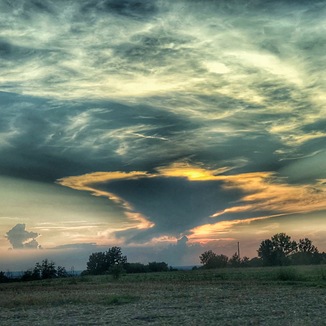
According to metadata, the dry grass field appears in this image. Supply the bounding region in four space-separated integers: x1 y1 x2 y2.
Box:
0 265 325 325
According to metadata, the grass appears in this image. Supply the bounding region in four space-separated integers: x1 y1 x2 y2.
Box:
104 294 139 305
0 265 325 325
275 267 306 282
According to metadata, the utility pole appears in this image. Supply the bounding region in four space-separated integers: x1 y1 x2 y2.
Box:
237 241 240 259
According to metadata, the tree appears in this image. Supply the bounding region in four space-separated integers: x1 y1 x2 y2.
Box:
124 262 148 274
229 252 241 267
57 266 68 278
21 259 63 281
240 256 250 267
108 264 125 279
200 250 216 266
40 259 57 279
257 239 275 266
86 247 127 275
147 262 169 272
258 233 297 266
298 238 318 254
200 250 228 269
207 254 228 269
21 269 35 282
0 271 9 283
31 259 57 279
291 238 320 265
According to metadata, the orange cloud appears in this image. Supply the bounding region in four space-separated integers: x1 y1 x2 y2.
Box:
57 171 151 209
217 173 326 216
188 215 283 244
156 162 231 180
57 171 154 230
57 162 326 244
158 163 326 218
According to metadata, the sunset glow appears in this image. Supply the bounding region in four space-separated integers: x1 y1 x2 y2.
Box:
0 0 325 270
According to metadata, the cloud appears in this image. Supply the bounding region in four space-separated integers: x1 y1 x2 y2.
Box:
279 151 326 183
5 224 41 249
57 162 326 244
0 0 326 259
81 0 159 20
51 243 98 250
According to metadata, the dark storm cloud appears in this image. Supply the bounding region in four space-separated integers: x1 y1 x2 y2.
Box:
0 92 202 181
0 88 290 186
81 0 159 20
5 224 41 249
96 177 244 242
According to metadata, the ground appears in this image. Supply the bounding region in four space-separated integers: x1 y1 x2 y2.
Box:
0 266 325 325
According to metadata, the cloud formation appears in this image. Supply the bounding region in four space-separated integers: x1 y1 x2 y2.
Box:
57 163 326 243
5 224 41 249
0 0 325 261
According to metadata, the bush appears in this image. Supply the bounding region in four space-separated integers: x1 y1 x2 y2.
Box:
109 264 125 280
147 262 169 272
0 271 9 283
276 268 305 282
124 263 148 274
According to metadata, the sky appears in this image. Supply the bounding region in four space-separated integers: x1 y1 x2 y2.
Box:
0 0 326 271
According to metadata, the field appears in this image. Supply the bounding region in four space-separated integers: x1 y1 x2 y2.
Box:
0 265 325 325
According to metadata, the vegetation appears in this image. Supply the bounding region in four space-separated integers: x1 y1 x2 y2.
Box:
85 246 127 275
12 259 67 282
0 233 325 325
0 265 325 325
257 233 325 266
0 236 325 325
199 233 325 269
1 234 325 285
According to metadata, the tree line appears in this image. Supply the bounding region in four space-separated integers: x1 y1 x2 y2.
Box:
200 233 326 269
81 246 170 278
1 233 325 283
0 259 71 283
0 246 170 283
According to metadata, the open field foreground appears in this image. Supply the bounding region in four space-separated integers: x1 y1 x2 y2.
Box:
0 266 325 326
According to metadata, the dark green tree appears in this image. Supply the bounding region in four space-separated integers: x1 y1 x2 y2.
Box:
229 252 241 267
108 264 125 279
37 259 57 279
199 250 216 266
298 238 318 253
21 259 60 281
200 250 228 269
124 262 148 274
21 269 34 282
147 261 169 272
0 271 9 283
240 256 250 267
57 266 68 278
86 247 127 275
258 233 297 266
207 254 228 269
291 238 320 265
257 239 275 266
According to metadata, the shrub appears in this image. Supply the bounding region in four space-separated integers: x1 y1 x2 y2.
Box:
276 268 305 282
147 262 169 272
109 264 125 280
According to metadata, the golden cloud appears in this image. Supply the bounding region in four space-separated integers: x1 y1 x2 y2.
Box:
57 162 326 243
